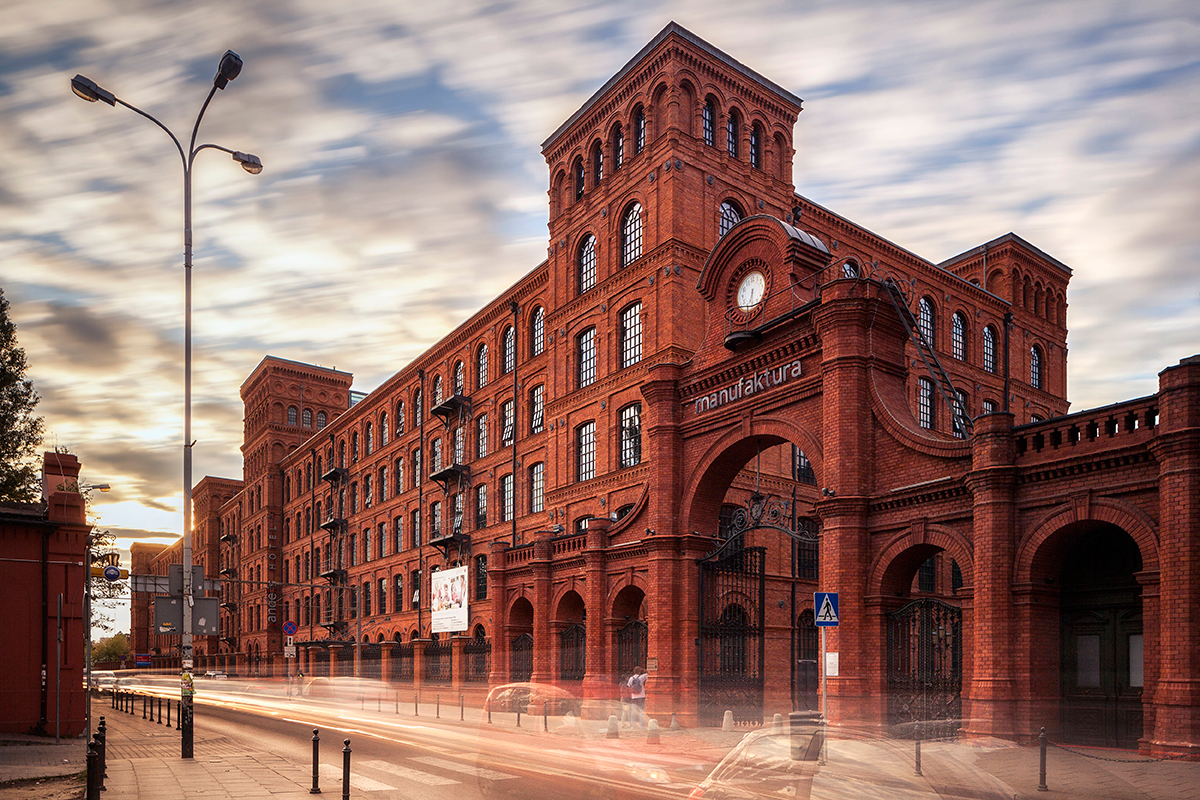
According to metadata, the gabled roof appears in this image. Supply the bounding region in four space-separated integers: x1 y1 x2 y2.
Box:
542 21 804 150
937 232 1072 276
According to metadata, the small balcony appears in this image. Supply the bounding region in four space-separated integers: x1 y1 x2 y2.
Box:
431 394 472 429
218 566 237 577
319 566 346 584
219 533 237 543
429 463 470 494
319 516 344 532
321 466 348 484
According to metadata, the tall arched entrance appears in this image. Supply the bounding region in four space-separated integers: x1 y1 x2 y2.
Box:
1058 523 1143 748
685 430 823 726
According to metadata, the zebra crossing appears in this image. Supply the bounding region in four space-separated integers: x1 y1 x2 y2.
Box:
318 753 522 792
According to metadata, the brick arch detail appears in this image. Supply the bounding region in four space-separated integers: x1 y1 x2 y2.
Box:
868 524 975 593
605 570 649 609
1014 496 1160 584
550 585 587 618
680 414 822 535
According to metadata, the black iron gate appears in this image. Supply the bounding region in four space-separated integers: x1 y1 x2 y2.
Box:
887 598 963 738
511 633 533 682
616 619 647 681
698 543 766 726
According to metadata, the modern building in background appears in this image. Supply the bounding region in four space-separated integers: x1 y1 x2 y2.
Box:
130 23 1200 756
0 452 92 737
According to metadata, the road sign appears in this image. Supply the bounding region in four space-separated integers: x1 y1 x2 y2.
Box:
282 620 298 636
102 564 121 581
284 645 296 658
814 592 839 626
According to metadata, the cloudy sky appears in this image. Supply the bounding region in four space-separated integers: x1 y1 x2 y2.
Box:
2 1 1197 632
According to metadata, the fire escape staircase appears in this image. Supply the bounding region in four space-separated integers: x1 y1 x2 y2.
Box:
429 393 472 556
881 278 973 439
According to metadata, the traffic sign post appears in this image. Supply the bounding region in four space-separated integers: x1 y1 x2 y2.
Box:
814 591 839 762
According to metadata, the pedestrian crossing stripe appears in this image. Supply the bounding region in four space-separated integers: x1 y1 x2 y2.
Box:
814 591 839 626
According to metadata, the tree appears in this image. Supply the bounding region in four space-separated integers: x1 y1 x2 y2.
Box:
92 632 131 664
0 288 44 501
89 528 127 635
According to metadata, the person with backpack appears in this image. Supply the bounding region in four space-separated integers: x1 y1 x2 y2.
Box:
627 666 648 728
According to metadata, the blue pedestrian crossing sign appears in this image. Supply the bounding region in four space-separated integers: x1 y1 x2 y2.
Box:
814 592 839 626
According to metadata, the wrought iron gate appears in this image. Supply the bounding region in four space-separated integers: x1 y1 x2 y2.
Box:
511 633 533 682
616 619 648 681
698 543 766 726
887 598 962 738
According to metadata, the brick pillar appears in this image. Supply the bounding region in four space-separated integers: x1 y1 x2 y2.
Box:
963 411 1019 740
812 282 896 728
1148 355 1200 756
582 518 611 700
451 635 466 694
488 539 509 683
530 537 553 683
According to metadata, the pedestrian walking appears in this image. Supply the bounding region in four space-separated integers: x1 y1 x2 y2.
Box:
627 666 648 729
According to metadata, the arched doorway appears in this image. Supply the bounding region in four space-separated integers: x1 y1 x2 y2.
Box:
1059 524 1143 748
510 597 534 682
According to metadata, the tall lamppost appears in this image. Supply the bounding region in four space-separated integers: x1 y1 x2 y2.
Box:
71 51 262 759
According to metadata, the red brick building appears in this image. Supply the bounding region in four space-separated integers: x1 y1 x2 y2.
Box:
132 23 1199 755
0 453 92 737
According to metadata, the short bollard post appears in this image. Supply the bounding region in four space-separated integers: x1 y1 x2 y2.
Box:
98 717 107 778
914 730 922 776
414 693 418 716
1038 727 1048 792
166 698 171 728
437 694 440 719
175 700 181 730
543 700 548 732
460 695 464 722
157 695 162 724
93 733 105 789
487 699 492 725
341 739 351 800
86 740 99 800
310 729 322 794
142 695 147 720
395 691 399 715
516 707 521 728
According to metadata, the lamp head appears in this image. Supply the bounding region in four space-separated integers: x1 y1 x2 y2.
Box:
214 50 243 89
232 151 263 175
70 75 116 106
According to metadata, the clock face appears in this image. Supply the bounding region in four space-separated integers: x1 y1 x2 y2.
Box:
737 271 766 311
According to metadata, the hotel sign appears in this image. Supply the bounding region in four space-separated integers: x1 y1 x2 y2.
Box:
694 359 803 415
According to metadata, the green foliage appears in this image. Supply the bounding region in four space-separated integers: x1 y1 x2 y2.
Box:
92 632 131 663
0 288 44 501
89 528 126 634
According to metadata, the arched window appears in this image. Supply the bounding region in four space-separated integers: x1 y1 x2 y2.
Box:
702 98 715 147
621 203 643 267
577 421 596 481
750 123 763 169
395 401 405 436
952 312 967 360
364 422 373 455
380 412 388 446
620 302 642 368
351 432 360 463
530 306 545 356
501 325 515 374
317 411 327 430
634 106 646 154
592 140 603 186
573 156 585 201
529 384 544 433
917 377 935 429
287 405 298 426
476 343 489 390
719 200 742 238
578 233 597 294
612 123 624 171
727 109 740 157
414 387 423 420
1031 345 1043 389
529 462 544 513
577 327 596 388
917 297 935 348
842 260 859 279
619 403 641 468
476 413 488 459
432 375 443 405
302 408 312 427
794 447 816 485
983 326 997 374
453 361 465 395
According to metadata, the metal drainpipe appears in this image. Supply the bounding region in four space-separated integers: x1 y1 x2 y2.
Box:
417 369 425 638
1003 311 1014 412
510 301 519 549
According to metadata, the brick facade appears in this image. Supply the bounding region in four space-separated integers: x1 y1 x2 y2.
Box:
132 24 1199 755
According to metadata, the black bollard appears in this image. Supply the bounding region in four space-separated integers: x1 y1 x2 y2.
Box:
142 695 147 720
166 698 171 728
914 730 922 776
341 739 351 800
516 707 521 728
543 700 548 732
97 719 107 779
157 695 162 724
487 699 492 725
86 740 100 800
92 733 105 790
460 695 464 722
414 693 418 716
175 701 181 731
1038 727 1048 792
310 729 322 794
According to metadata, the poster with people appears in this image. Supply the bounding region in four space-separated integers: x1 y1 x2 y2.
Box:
431 565 469 633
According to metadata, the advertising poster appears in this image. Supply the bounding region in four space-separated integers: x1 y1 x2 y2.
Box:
431 565 469 633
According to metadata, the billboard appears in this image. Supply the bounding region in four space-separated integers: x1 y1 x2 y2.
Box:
431 565 469 633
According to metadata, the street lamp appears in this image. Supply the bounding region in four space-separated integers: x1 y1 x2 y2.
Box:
71 50 262 760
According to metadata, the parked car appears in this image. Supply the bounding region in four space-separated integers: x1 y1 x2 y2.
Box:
484 682 582 716
688 727 822 800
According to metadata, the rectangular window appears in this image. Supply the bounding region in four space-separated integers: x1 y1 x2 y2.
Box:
412 508 421 548
918 556 936 592
619 404 641 468
364 526 372 561
413 449 421 489
454 425 464 464
477 414 488 459
578 421 596 481
476 484 488 529
501 400 514 446
394 574 403 612
530 385 544 433
395 458 404 494
363 582 371 616
578 328 596 388
530 462 544 513
952 390 968 440
378 578 387 615
500 473 514 523
917 378 934 430
379 466 387 502
431 438 443 472
349 532 358 566
620 303 642 368
798 537 819 580
411 569 421 609
379 522 386 558
453 493 463 534
363 475 372 508
431 501 442 539
475 555 488 601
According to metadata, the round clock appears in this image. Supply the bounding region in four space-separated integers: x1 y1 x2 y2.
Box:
737 271 766 311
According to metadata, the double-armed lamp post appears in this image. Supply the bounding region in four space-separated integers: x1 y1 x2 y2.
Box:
72 51 262 759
